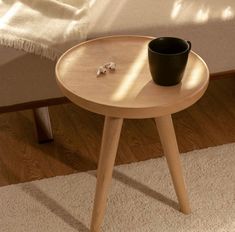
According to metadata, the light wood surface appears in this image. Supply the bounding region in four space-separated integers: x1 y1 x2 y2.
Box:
56 35 209 119
55 36 209 231
91 117 123 232
155 115 191 214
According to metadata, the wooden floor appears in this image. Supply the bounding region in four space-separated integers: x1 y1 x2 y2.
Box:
0 78 235 187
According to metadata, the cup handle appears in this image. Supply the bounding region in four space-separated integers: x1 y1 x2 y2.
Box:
187 41 191 51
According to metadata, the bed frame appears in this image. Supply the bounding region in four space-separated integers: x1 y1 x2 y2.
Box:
0 48 232 144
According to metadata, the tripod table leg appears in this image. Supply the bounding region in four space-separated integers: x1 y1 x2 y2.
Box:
90 116 123 232
155 115 191 214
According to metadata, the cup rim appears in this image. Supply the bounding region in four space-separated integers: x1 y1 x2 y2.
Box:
148 37 190 56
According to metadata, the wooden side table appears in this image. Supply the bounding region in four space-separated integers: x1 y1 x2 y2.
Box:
55 35 209 232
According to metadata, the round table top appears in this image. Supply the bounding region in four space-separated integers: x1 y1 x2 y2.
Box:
56 36 209 119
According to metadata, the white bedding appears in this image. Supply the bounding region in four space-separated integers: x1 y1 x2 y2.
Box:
0 0 89 60
2 0 235 73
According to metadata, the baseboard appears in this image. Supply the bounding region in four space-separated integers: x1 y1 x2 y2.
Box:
210 70 235 80
0 97 70 114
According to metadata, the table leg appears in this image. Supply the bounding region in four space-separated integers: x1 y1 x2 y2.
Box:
155 115 191 214
90 116 123 232
33 107 53 143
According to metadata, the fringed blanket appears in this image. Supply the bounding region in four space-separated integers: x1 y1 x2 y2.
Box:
0 0 89 60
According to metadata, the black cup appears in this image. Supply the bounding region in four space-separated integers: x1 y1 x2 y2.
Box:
148 37 191 86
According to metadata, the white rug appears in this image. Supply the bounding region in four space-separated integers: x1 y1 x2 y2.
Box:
0 143 234 232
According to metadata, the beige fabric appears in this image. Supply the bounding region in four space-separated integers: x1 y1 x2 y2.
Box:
0 46 63 107
0 143 234 231
0 0 89 60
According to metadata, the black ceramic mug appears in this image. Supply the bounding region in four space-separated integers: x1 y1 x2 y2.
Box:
148 37 191 86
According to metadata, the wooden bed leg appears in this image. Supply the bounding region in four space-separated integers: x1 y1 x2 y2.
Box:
33 107 54 144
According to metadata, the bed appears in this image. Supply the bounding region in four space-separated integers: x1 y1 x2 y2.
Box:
1 0 234 141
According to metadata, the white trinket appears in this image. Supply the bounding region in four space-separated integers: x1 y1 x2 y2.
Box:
96 62 116 77
97 66 107 77
104 62 116 70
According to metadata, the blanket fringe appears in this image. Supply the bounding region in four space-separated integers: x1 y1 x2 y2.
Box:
0 34 62 60
0 31 88 60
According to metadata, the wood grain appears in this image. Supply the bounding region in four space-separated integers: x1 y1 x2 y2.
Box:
155 115 191 214
0 78 235 187
91 117 123 232
56 35 209 118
